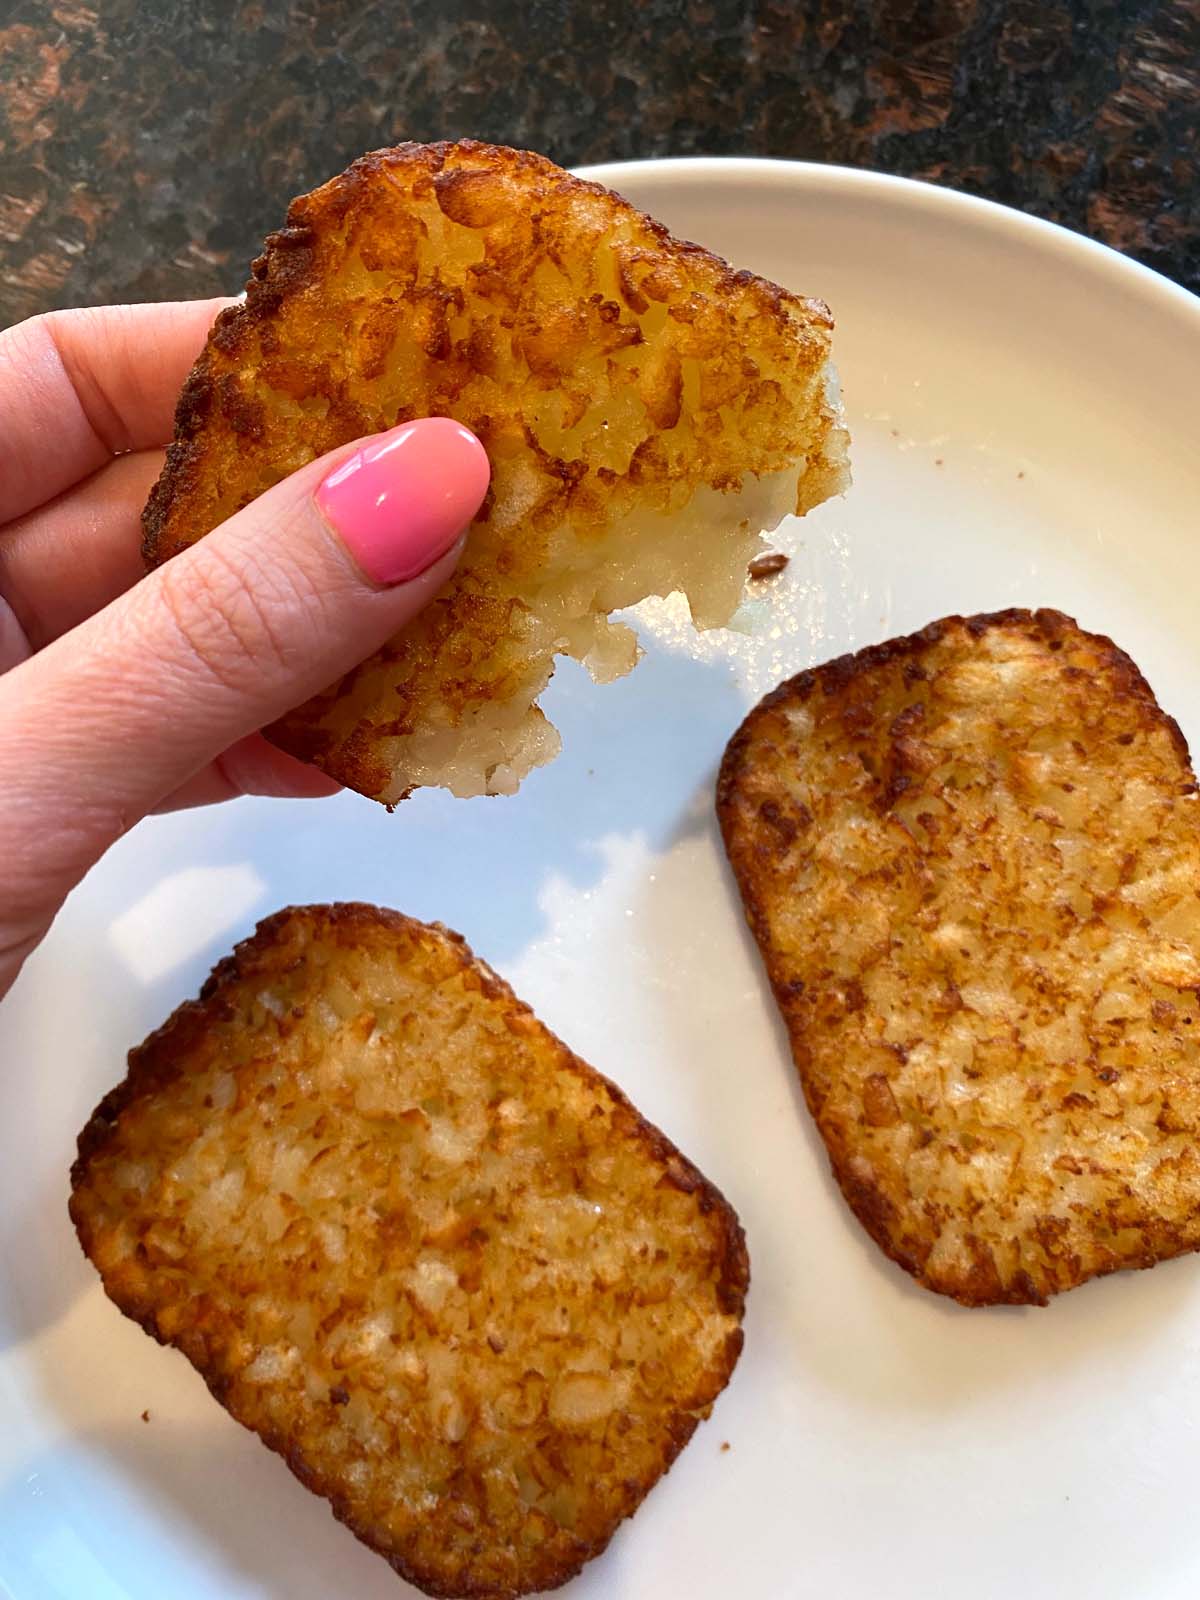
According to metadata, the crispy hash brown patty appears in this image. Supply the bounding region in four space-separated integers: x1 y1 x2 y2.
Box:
70 905 748 1598
718 608 1200 1307
143 139 848 804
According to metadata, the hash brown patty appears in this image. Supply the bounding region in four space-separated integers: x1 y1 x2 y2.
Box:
143 139 847 803
718 608 1200 1307
70 904 748 1597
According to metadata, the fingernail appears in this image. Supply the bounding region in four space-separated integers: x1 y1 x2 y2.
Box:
316 417 490 585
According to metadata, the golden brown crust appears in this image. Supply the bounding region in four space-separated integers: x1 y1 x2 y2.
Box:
71 903 747 1598
143 145 824 564
142 140 847 803
718 608 1200 1308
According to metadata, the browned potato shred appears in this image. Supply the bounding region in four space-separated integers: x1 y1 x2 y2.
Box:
70 905 748 1598
143 140 848 803
719 609 1200 1307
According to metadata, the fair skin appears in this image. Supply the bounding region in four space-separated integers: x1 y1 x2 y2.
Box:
0 300 490 1001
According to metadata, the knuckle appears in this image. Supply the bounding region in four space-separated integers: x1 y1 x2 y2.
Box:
155 539 327 695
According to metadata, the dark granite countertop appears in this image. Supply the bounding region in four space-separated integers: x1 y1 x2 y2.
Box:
2 0 1197 323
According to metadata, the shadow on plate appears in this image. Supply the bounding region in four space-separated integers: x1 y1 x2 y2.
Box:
0 1419 416 1599
220 641 749 970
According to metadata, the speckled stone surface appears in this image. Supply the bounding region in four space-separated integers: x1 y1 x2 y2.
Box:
2 0 1197 322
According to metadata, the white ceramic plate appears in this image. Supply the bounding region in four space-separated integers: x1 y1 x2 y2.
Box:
3 159 1200 1600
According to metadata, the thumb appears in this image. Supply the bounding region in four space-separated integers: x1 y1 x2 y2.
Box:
0 415 489 897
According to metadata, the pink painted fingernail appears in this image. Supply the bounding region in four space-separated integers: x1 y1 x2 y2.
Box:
316 417 490 585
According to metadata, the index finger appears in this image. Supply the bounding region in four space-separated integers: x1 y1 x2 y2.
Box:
0 297 232 526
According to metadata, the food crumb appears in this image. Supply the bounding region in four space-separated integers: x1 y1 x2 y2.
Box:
141 1410 151 1423
720 1441 731 1452
1017 470 1025 479
748 551 789 580
890 428 899 438
934 458 944 467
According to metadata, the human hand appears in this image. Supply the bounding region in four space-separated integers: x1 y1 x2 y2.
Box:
0 301 490 1000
